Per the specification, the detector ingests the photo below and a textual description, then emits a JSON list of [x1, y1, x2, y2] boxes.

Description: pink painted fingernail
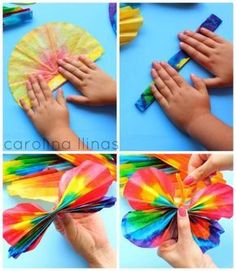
[[184, 175, 196, 185], [178, 207, 186, 217], [57, 213, 65, 219], [209, 171, 217, 177]]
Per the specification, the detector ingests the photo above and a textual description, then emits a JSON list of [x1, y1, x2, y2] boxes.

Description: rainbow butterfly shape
[[122, 167, 233, 252], [3, 161, 116, 258]]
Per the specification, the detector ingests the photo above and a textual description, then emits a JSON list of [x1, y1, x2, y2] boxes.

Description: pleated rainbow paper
[[4, 154, 116, 202], [8, 22, 104, 106], [122, 167, 233, 252], [3, 160, 116, 258], [120, 154, 225, 197], [120, 5, 143, 46], [135, 14, 222, 112]]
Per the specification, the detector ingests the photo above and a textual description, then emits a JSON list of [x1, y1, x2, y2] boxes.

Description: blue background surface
[[3, 154, 117, 268], [120, 170, 233, 268], [3, 3, 116, 151], [120, 3, 233, 151]]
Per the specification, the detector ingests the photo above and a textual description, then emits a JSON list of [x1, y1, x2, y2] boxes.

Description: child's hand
[[20, 75, 87, 151], [158, 207, 216, 268], [151, 61, 232, 150], [54, 213, 116, 268], [184, 154, 233, 185], [151, 61, 210, 132], [178, 28, 233, 88], [57, 55, 116, 106]]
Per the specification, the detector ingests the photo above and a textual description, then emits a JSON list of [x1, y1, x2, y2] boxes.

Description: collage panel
[[3, 154, 117, 268], [119, 153, 233, 268], [120, 3, 233, 151], [3, 2, 117, 151]]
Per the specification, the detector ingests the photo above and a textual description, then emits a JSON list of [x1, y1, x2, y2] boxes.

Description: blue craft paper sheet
[[3, 3, 117, 151], [120, 170, 233, 268], [3, 155, 117, 268], [120, 3, 233, 151]]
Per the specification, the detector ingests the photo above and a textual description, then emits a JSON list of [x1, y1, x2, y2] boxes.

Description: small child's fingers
[[19, 99, 34, 119], [78, 54, 97, 70], [29, 75, 46, 104], [153, 62, 176, 94], [26, 80, 39, 109], [199, 27, 224, 43], [190, 73, 208, 94], [66, 95, 89, 105], [178, 32, 211, 56], [58, 67, 83, 88], [180, 30, 216, 48], [159, 62, 185, 88], [37, 75, 52, 100], [58, 60, 86, 79], [63, 57, 90, 74], [180, 42, 208, 66], [56, 89, 66, 106], [151, 84, 168, 109], [152, 76, 172, 100], [203, 77, 223, 88]]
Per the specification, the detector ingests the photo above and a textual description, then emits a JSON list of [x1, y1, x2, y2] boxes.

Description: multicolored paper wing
[[3, 161, 116, 258], [8, 22, 104, 106], [3, 154, 116, 202], [122, 167, 232, 252]]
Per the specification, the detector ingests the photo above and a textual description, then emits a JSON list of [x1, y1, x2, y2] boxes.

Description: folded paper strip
[[3, 161, 116, 258], [135, 14, 222, 112], [3, 154, 116, 202], [122, 167, 232, 252], [8, 22, 104, 106]]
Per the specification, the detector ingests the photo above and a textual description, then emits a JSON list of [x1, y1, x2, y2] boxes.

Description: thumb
[[203, 77, 222, 88], [56, 89, 66, 106], [59, 213, 77, 241], [184, 158, 215, 184], [67, 95, 89, 105], [190, 73, 208, 94], [177, 207, 192, 244]]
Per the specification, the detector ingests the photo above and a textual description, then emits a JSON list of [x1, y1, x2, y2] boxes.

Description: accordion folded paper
[[119, 154, 225, 198], [8, 22, 104, 106], [3, 161, 116, 258], [4, 154, 116, 202], [120, 5, 143, 46], [122, 167, 232, 252]]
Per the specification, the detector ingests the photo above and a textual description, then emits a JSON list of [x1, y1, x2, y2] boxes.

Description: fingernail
[[58, 67, 63, 71], [184, 175, 196, 185], [178, 32, 184, 37], [178, 207, 186, 217], [200, 27, 206, 31], [180, 42, 184, 46], [57, 213, 65, 219], [209, 171, 217, 177], [184, 30, 190, 34]]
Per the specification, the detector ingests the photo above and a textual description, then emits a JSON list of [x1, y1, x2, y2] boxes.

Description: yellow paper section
[[120, 6, 143, 46], [8, 22, 104, 106]]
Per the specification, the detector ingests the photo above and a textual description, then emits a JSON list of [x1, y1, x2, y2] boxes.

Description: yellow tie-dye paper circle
[[8, 22, 104, 106]]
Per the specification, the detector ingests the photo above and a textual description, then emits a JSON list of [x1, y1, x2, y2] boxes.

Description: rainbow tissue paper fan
[[8, 22, 104, 106], [120, 5, 143, 46], [122, 167, 233, 252]]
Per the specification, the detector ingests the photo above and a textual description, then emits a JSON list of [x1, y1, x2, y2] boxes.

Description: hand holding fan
[[122, 167, 232, 252], [3, 160, 116, 258], [8, 22, 104, 106]]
